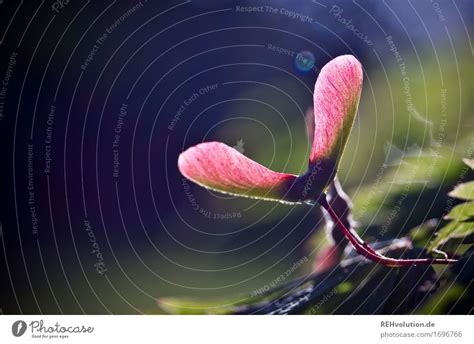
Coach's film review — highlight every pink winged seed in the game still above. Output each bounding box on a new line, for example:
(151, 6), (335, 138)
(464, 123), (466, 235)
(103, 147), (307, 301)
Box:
(310, 55), (363, 165)
(178, 55), (363, 202)
(178, 142), (298, 202)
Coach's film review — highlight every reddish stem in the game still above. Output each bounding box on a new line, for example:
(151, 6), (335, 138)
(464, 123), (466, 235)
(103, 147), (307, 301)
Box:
(317, 195), (458, 267)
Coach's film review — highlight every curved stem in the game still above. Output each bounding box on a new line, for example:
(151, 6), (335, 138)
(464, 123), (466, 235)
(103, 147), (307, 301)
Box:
(317, 194), (458, 267)
(325, 178), (352, 249)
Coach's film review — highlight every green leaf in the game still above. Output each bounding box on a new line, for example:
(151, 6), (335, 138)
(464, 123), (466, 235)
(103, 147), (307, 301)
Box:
(157, 296), (240, 315)
(462, 158), (474, 170)
(429, 221), (474, 251)
(352, 149), (464, 226)
(448, 181), (474, 200)
(408, 219), (438, 244)
(157, 282), (294, 314)
(444, 202), (474, 222)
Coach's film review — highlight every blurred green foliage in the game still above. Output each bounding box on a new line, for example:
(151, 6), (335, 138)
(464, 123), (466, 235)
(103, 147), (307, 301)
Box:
(158, 47), (474, 314)
(428, 159), (474, 251)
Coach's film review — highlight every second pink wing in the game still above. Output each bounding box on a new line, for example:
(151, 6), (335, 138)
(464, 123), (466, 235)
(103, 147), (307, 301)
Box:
(310, 55), (363, 165)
